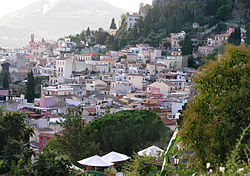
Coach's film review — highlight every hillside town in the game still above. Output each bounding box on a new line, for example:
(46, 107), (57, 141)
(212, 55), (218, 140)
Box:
(0, 17), (247, 151)
(0, 0), (249, 175)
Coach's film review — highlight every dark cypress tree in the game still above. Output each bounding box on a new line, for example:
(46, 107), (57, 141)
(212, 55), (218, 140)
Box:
(246, 23), (250, 45)
(228, 27), (241, 46)
(182, 35), (193, 55)
(26, 71), (35, 103)
(86, 27), (91, 37)
(2, 71), (9, 90)
(109, 18), (117, 29)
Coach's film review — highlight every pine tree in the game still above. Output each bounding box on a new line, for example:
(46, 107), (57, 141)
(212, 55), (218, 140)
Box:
(182, 35), (193, 55)
(246, 23), (250, 45)
(25, 71), (35, 103)
(228, 27), (241, 46)
(2, 71), (9, 90)
(86, 27), (91, 37)
(109, 18), (117, 29)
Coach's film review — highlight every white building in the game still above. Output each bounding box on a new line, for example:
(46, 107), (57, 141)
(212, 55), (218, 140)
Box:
(127, 13), (141, 30)
(148, 81), (176, 94)
(86, 79), (107, 91)
(128, 74), (145, 90)
(110, 80), (132, 96)
(56, 57), (73, 81)
(157, 56), (188, 69)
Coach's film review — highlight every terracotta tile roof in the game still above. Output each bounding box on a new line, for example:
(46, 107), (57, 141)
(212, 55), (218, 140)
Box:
(129, 13), (140, 17)
(102, 86), (110, 91)
(20, 109), (36, 114)
(100, 58), (116, 62)
(85, 108), (96, 112)
(161, 117), (177, 126)
(118, 95), (125, 99)
(163, 81), (176, 87)
(216, 28), (235, 37)
(43, 112), (61, 118)
(81, 52), (97, 56)
(156, 63), (166, 67)
(56, 58), (67, 60)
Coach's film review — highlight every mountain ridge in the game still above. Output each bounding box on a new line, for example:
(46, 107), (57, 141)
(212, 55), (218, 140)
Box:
(0, 0), (125, 48)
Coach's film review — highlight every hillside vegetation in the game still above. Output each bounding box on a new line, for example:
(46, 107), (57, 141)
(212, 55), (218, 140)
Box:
(111, 0), (249, 50)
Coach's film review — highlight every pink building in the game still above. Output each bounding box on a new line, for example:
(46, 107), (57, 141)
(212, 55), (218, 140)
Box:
(146, 86), (161, 94)
(29, 41), (42, 50)
(0, 89), (9, 96)
(215, 28), (235, 44)
(40, 96), (56, 108)
(39, 131), (56, 152)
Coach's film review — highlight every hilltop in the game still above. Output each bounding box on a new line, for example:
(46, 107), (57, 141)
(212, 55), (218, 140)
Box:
(112, 0), (249, 50)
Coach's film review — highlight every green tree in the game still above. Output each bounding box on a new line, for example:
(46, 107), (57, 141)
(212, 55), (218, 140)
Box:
(177, 103), (187, 129)
(10, 149), (76, 176)
(34, 76), (42, 98)
(95, 28), (110, 45)
(79, 30), (86, 41)
(180, 44), (250, 168)
(144, 30), (158, 47)
(110, 18), (117, 29)
(122, 154), (157, 175)
(246, 23), (250, 45)
(204, 48), (219, 61)
(47, 106), (99, 165)
(228, 27), (241, 46)
(49, 109), (172, 165)
(16, 83), (26, 97)
(85, 109), (171, 155)
(25, 71), (35, 103)
(216, 5), (232, 21)
(1, 62), (10, 72)
(86, 27), (91, 37)
(107, 0), (247, 51)
(181, 35), (193, 55)
(2, 70), (9, 89)
(0, 111), (34, 174)
(139, 4), (150, 14)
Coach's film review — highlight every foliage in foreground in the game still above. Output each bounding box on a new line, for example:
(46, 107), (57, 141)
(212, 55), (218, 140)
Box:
(10, 149), (77, 176)
(122, 154), (162, 176)
(48, 108), (172, 166)
(48, 106), (99, 165)
(0, 111), (34, 174)
(123, 125), (249, 176)
(180, 44), (250, 168)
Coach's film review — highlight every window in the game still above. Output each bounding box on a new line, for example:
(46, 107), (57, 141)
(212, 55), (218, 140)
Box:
(43, 138), (47, 145)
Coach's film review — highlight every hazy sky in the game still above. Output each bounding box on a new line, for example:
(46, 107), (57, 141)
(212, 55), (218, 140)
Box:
(0, 0), (152, 17)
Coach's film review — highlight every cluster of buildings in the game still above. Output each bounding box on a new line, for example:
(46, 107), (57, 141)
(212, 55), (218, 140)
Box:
(193, 26), (247, 57)
(1, 18), (246, 152)
(0, 32), (198, 152)
(162, 24), (247, 59)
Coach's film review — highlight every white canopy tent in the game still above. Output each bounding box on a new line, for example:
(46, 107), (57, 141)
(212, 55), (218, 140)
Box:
(101, 151), (130, 163)
(138, 145), (164, 157)
(70, 164), (81, 170)
(78, 155), (114, 167)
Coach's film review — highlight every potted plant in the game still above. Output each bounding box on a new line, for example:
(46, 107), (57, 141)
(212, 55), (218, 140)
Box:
(104, 167), (117, 176)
